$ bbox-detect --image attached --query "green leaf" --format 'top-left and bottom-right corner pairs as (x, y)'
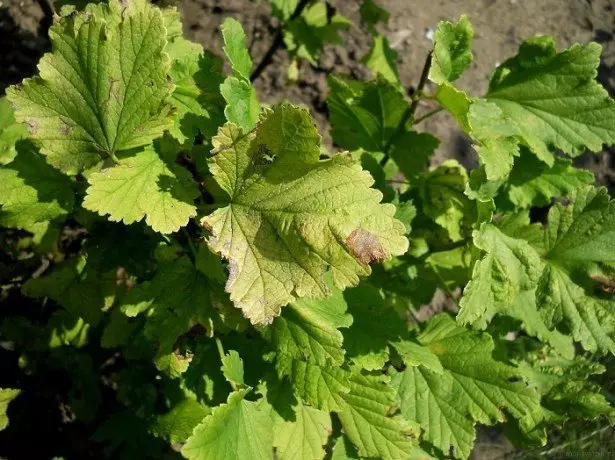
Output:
(458, 223), (544, 328)
(486, 37), (615, 162)
(391, 314), (542, 459)
(83, 140), (199, 234)
(182, 389), (273, 460)
(122, 255), (246, 360)
(359, 0), (389, 33)
(342, 283), (407, 370)
(202, 104), (408, 324)
(505, 149), (594, 208)
(331, 435), (360, 460)
(429, 15), (474, 84)
(391, 339), (444, 374)
(0, 98), (29, 165)
(165, 23), (225, 146)
(327, 75), (409, 152)
(389, 132), (439, 183)
(336, 373), (419, 460)
(23, 255), (116, 326)
(222, 350), (246, 388)
(362, 35), (400, 87)
(269, 285), (352, 373)
(220, 18), (260, 131)
(273, 400), (331, 460)
(268, 0), (299, 21)
(149, 398), (210, 445)
(420, 160), (474, 241)
(221, 18), (252, 82)
(284, 3), (351, 66)
(6, 0), (173, 174)
(0, 389), (21, 432)
(0, 143), (74, 231)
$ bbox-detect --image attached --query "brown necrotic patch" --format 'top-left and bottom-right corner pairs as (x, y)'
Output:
(346, 228), (387, 265)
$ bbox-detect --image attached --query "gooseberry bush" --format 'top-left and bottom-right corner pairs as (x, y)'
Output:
(1, 0), (615, 458)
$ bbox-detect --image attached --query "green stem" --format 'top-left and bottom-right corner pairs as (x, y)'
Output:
(430, 237), (472, 254)
(414, 107), (444, 125)
(380, 51), (433, 167)
(182, 228), (198, 260)
(215, 336), (226, 362)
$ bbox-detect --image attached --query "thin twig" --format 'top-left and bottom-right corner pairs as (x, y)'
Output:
(380, 51), (433, 167)
(250, 0), (310, 82)
(414, 106), (444, 125)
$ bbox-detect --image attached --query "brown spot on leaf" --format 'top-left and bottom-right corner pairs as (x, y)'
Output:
(27, 119), (38, 134)
(59, 125), (70, 136)
(202, 219), (213, 232)
(346, 228), (387, 265)
(592, 275), (615, 294)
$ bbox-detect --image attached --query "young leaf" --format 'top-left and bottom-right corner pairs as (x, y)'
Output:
(391, 314), (542, 459)
(221, 350), (246, 388)
(486, 37), (615, 162)
(6, 0), (174, 174)
(336, 373), (419, 460)
(220, 18), (260, 131)
(182, 389), (273, 460)
(0, 143), (74, 231)
(0, 389), (21, 431)
(83, 140), (199, 234)
(429, 15), (474, 84)
(202, 104), (408, 324)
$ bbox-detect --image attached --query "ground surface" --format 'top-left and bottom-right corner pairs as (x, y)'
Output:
(1, 0), (615, 458)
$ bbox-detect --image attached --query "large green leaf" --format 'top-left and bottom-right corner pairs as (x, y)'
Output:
(6, 0), (173, 174)
(202, 104), (408, 324)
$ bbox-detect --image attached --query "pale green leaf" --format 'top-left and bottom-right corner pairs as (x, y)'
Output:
(336, 373), (418, 460)
(273, 400), (331, 460)
(362, 35), (400, 86)
(220, 77), (261, 132)
(83, 142), (199, 234)
(6, 0), (174, 174)
(486, 37), (615, 161)
(0, 98), (29, 165)
(0, 389), (21, 432)
(327, 75), (409, 152)
(202, 104), (408, 324)
(182, 389), (273, 460)
(429, 15), (474, 84)
(222, 350), (245, 387)
(0, 143), (74, 231)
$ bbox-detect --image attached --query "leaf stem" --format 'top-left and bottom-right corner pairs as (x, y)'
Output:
(249, 0), (310, 82)
(380, 51), (433, 167)
(414, 107), (444, 125)
(429, 237), (472, 253)
(215, 336), (226, 362)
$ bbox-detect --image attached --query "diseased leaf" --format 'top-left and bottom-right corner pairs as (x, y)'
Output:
(0, 142), (74, 231)
(429, 15), (474, 84)
(83, 140), (199, 234)
(182, 389), (273, 460)
(202, 104), (408, 324)
(6, 0), (174, 174)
